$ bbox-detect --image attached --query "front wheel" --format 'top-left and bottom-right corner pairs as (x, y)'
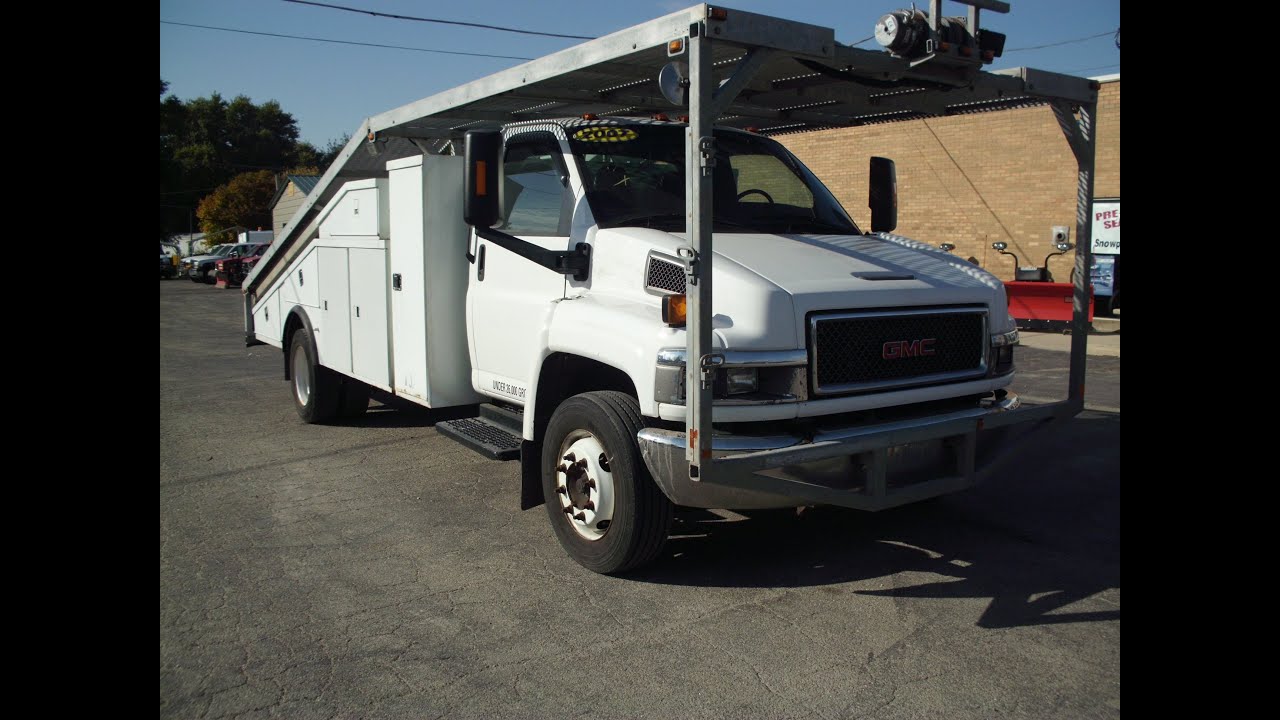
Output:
(542, 391), (673, 574)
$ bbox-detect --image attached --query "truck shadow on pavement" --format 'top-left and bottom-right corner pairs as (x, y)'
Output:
(628, 412), (1120, 630)
(326, 393), (479, 428)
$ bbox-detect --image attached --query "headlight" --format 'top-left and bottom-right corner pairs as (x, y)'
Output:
(654, 348), (806, 405)
(722, 368), (758, 395)
(990, 328), (1019, 348)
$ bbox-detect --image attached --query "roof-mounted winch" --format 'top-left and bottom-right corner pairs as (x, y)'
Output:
(875, 0), (1008, 69)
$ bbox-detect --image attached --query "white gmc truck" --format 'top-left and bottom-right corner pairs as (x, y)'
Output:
(242, 2), (1098, 573)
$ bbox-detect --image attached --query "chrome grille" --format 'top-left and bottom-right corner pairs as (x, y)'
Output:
(810, 308), (987, 395)
(646, 256), (685, 294)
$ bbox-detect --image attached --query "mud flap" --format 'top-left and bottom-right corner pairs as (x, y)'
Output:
(520, 440), (544, 510)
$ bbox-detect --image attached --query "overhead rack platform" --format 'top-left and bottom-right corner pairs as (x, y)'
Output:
(245, 2), (1098, 298)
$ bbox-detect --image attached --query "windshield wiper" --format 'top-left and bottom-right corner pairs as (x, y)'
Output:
(711, 216), (758, 230)
(602, 213), (759, 231)
(778, 218), (858, 235)
(603, 212), (684, 229)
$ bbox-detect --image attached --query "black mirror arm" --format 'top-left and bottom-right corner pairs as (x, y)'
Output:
(474, 226), (590, 281)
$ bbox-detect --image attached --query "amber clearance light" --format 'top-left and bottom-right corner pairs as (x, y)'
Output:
(662, 294), (687, 327)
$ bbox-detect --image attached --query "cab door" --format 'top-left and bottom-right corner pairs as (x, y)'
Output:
(466, 132), (575, 406)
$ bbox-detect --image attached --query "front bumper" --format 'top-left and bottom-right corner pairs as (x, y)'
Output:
(637, 391), (1058, 511)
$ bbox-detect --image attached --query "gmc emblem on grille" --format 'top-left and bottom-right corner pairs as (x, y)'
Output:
(882, 338), (937, 360)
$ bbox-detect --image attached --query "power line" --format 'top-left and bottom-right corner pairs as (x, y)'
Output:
(1006, 30), (1115, 52)
(1060, 63), (1119, 75)
(282, 0), (594, 41)
(160, 20), (534, 61)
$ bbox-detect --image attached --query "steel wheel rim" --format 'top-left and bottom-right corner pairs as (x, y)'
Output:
(292, 344), (311, 406)
(555, 430), (616, 541)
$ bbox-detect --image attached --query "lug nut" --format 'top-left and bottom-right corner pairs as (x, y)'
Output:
(585, 479), (596, 490)
(583, 501), (595, 511)
(563, 452), (576, 462)
(555, 486), (567, 495)
(573, 512), (587, 522)
(563, 506), (575, 514)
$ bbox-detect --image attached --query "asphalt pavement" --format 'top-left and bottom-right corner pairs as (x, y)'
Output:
(160, 279), (1120, 719)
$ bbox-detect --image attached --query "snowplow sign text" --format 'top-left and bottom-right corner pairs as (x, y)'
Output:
(1091, 200), (1120, 255)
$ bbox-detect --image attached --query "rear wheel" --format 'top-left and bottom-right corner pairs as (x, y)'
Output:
(289, 327), (340, 423)
(542, 391), (673, 574)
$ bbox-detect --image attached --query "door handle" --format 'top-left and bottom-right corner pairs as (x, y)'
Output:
(477, 244), (487, 282)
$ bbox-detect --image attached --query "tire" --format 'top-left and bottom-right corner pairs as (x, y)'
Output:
(542, 391), (673, 574)
(289, 327), (341, 423)
(337, 377), (370, 418)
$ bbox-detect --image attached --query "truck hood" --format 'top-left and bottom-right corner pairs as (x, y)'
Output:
(586, 228), (1010, 350)
(708, 232), (1005, 316)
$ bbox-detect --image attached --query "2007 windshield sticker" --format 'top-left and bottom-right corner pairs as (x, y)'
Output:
(573, 127), (638, 143)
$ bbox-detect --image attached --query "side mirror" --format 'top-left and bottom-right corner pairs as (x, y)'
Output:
(464, 129), (502, 228)
(868, 157), (897, 233)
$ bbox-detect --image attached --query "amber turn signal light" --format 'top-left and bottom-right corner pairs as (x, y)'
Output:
(662, 294), (687, 327)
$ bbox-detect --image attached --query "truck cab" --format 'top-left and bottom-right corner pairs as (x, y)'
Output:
(462, 119), (1019, 554)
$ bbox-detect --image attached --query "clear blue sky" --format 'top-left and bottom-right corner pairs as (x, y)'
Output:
(159, 1), (1120, 147)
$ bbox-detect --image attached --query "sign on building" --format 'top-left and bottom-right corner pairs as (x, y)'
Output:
(1091, 199), (1120, 255)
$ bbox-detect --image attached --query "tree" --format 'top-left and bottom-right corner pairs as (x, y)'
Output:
(291, 137), (345, 172)
(196, 170), (278, 246)
(160, 83), (315, 242)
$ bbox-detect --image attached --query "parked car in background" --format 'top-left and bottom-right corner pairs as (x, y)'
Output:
(215, 243), (270, 288)
(239, 253), (266, 281)
(160, 244), (180, 279)
(181, 244), (234, 282)
(193, 243), (265, 284)
(189, 243), (267, 284)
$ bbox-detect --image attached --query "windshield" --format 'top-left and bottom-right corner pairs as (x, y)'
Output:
(568, 124), (859, 234)
(211, 245), (233, 257)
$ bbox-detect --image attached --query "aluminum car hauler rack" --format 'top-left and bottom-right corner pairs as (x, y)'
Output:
(243, 1), (1099, 572)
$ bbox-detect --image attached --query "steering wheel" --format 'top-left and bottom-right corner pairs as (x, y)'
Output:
(595, 163), (629, 189)
(737, 188), (774, 204)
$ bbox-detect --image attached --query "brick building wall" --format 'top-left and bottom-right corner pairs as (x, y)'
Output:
(779, 78), (1119, 282)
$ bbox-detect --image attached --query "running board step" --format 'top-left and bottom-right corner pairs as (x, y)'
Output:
(437, 417), (521, 461)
